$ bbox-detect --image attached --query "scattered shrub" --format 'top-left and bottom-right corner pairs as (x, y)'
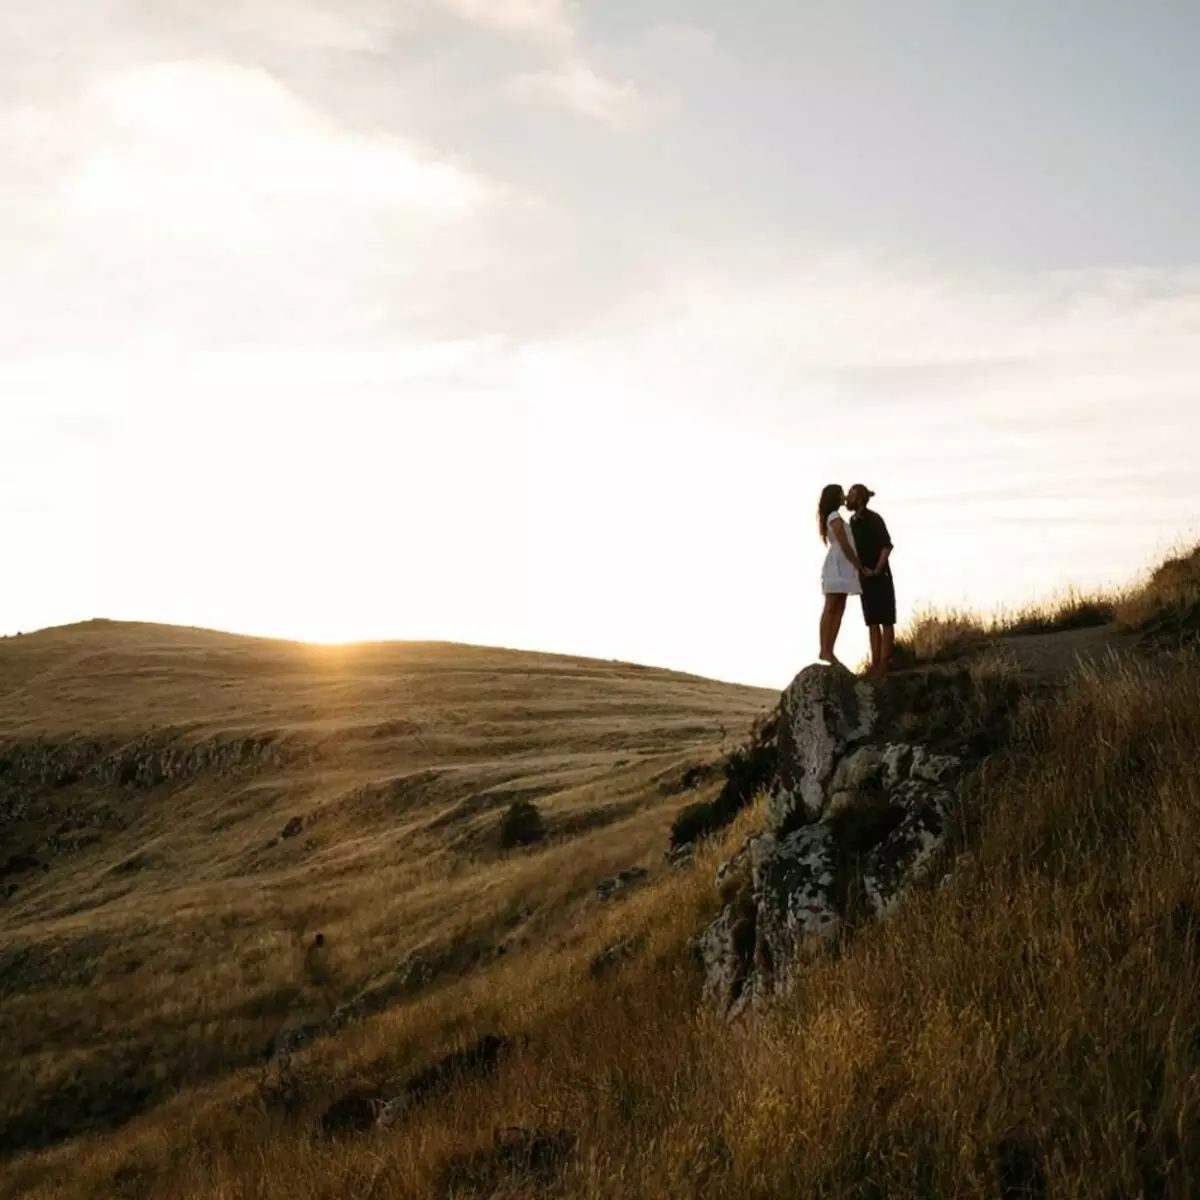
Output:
(1117, 542), (1200, 640)
(670, 708), (779, 848)
(499, 800), (545, 850)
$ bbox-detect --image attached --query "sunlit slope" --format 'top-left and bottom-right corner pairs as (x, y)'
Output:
(0, 619), (770, 737)
(0, 621), (774, 1159)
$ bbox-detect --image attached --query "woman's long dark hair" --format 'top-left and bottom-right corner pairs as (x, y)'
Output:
(818, 484), (844, 543)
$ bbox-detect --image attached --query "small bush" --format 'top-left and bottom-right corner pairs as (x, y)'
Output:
(1117, 542), (1200, 640)
(900, 607), (989, 663)
(499, 800), (545, 850)
(670, 800), (721, 849)
(669, 709), (779, 848)
(1002, 587), (1116, 636)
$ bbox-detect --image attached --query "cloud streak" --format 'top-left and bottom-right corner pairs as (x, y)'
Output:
(511, 58), (652, 127)
(435, 0), (574, 48)
(71, 61), (493, 239)
(436, 0), (654, 125)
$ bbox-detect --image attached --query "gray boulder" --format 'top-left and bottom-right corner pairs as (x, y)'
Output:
(765, 666), (877, 836)
(861, 781), (953, 916)
(697, 663), (962, 1018)
(752, 823), (841, 983)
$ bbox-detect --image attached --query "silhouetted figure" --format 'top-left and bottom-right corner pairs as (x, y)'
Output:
(817, 484), (863, 665)
(847, 484), (896, 678)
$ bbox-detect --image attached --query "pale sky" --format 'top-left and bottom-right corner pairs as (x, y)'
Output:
(3, 1), (1198, 687)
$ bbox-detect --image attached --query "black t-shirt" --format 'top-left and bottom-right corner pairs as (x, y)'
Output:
(851, 510), (893, 575)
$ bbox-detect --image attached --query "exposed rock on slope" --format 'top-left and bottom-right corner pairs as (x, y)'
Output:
(0, 733), (285, 792)
(698, 664), (964, 1017)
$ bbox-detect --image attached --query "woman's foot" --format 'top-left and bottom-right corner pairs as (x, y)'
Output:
(818, 651), (841, 666)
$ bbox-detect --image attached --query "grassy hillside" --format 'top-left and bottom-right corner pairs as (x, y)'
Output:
(0, 622), (773, 1188)
(897, 541), (1200, 669)
(3, 545), (1200, 1199)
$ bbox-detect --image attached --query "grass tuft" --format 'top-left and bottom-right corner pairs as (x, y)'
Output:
(1116, 543), (1200, 641)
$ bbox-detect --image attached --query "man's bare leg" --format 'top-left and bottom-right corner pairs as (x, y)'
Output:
(879, 626), (894, 676)
(868, 625), (882, 676)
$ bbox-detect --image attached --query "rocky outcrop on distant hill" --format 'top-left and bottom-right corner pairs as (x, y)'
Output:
(0, 732), (285, 793)
(0, 733), (293, 877)
(697, 664), (966, 1018)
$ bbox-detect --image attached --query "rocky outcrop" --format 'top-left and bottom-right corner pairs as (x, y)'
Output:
(0, 733), (286, 794)
(698, 664), (963, 1017)
(766, 666), (876, 835)
(596, 867), (649, 902)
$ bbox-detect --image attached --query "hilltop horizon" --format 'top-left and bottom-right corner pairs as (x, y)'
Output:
(0, 616), (776, 692)
(3, 535), (1188, 693)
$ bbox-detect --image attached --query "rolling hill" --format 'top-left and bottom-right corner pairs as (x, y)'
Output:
(0, 621), (773, 1183)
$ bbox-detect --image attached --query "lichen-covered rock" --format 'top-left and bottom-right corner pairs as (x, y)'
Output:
(766, 666), (876, 835)
(880, 742), (914, 785)
(665, 843), (695, 870)
(596, 867), (649, 902)
(714, 839), (753, 895)
(862, 781), (952, 916)
(752, 824), (841, 987)
(908, 746), (960, 784)
(695, 904), (739, 1009)
(696, 661), (968, 1017)
(830, 745), (885, 794)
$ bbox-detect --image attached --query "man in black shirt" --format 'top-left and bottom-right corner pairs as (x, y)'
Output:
(847, 484), (895, 678)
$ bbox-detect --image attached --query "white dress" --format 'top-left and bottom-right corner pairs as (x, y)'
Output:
(821, 511), (861, 595)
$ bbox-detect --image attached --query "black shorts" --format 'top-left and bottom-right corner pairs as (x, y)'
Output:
(860, 575), (896, 627)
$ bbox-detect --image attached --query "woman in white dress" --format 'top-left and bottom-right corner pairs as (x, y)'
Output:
(818, 483), (864, 665)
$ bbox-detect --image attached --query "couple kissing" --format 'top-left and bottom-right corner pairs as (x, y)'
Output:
(818, 483), (895, 679)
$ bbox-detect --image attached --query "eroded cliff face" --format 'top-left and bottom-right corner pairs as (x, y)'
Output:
(0, 732), (285, 796)
(0, 732), (289, 887)
(697, 664), (964, 1018)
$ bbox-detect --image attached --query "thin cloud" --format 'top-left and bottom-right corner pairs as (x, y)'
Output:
(512, 57), (653, 128)
(434, 0), (656, 126)
(172, 0), (407, 51)
(65, 61), (495, 240)
(434, 0), (574, 48)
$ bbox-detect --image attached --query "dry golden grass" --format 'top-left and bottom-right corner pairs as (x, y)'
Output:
(8, 643), (1200, 1199)
(1116, 543), (1200, 641)
(0, 621), (773, 1184)
(897, 586), (1121, 670)
(897, 604), (990, 663)
(5, 545), (1200, 1199)
(898, 544), (1200, 672)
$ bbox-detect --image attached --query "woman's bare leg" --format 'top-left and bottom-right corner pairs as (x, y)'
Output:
(829, 594), (847, 661)
(819, 594), (847, 663)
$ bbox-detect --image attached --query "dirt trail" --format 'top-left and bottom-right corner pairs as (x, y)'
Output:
(988, 623), (1133, 681)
